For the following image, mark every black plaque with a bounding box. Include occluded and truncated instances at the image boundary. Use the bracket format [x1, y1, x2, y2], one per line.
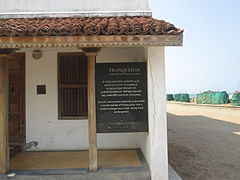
[37, 85, 46, 94]
[96, 62, 148, 133]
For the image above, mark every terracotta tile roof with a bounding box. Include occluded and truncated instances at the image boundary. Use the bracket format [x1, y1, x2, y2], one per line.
[0, 16, 183, 37]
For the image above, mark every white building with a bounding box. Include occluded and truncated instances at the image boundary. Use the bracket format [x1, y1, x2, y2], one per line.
[0, 0, 183, 180]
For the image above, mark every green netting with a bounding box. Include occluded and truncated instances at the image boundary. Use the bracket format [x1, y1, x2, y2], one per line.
[232, 92, 240, 106]
[212, 91, 229, 104]
[174, 94, 181, 101]
[196, 91, 214, 104]
[196, 91, 229, 104]
[174, 93, 190, 102]
[166, 94, 174, 101]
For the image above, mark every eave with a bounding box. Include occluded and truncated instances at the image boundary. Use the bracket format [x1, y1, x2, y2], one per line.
[0, 35, 183, 48]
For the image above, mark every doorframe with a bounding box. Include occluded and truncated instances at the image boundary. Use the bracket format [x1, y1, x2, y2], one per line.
[19, 53, 26, 151]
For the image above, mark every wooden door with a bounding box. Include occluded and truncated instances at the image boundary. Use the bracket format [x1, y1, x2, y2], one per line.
[8, 53, 25, 157]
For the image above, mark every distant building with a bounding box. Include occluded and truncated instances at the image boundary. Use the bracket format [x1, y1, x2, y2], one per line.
[0, 0, 183, 179]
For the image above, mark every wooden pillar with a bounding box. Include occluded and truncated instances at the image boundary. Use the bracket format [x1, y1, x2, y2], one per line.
[85, 51, 98, 171]
[0, 54, 9, 174]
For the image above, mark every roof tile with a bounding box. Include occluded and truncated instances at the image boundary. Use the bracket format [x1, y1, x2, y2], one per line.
[0, 16, 183, 37]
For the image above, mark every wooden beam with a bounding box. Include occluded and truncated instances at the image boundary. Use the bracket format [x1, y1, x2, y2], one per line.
[86, 52, 98, 171]
[0, 54, 9, 174]
[0, 35, 183, 48]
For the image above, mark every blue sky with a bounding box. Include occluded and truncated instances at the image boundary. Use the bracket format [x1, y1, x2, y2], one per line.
[150, 0, 240, 94]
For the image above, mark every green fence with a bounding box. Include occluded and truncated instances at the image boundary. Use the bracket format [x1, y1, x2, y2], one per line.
[212, 91, 229, 104]
[166, 94, 174, 101]
[174, 93, 190, 102]
[196, 91, 214, 104]
[232, 92, 240, 106]
[196, 91, 229, 104]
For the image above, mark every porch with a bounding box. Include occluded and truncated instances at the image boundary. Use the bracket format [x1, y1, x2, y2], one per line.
[0, 16, 183, 180]
[0, 46, 160, 179]
[10, 149, 142, 171]
[7, 149, 151, 180]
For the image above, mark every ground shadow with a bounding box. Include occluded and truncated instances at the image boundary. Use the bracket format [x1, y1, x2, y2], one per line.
[167, 113, 240, 180]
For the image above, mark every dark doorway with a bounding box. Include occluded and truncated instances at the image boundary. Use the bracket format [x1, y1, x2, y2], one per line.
[8, 53, 25, 157]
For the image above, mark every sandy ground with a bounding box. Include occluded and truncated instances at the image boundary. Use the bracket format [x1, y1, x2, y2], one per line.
[167, 103, 240, 180]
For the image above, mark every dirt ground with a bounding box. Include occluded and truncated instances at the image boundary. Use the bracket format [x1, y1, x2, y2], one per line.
[167, 103, 240, 180]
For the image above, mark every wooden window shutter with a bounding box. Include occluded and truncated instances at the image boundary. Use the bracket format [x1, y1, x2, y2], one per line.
[58, 53, 88, 118]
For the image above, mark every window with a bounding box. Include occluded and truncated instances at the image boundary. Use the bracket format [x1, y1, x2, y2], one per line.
[58, 53, 88, 119]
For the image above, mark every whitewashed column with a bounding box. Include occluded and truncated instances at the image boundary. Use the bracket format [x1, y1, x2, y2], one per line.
[147, 46, 168, 180]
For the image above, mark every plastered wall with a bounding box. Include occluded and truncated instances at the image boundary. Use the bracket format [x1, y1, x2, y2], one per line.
[0, 0, 150, 18]
[22, 47, 147, 151]
[142, 46, 168, 180]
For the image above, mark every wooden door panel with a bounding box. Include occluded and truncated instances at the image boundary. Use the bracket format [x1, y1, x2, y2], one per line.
[8, 53, 25, 156]
[8, 60, 21, 70]
[9, 115, 21, 142]
[9, 103, 18, 113]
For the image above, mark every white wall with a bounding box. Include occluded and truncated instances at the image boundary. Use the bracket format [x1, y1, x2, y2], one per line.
[0, 0, 150, 18]
[22, 47, 146, 151]
[20, 46, 169, 180]
[141, 47, 169, 180]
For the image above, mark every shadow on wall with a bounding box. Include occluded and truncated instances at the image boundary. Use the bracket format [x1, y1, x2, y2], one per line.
[167, 113, 240, 180]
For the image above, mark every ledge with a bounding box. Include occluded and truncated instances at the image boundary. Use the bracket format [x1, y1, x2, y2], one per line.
[0, 11, 152, 19]
[0, 35, 183, 48]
